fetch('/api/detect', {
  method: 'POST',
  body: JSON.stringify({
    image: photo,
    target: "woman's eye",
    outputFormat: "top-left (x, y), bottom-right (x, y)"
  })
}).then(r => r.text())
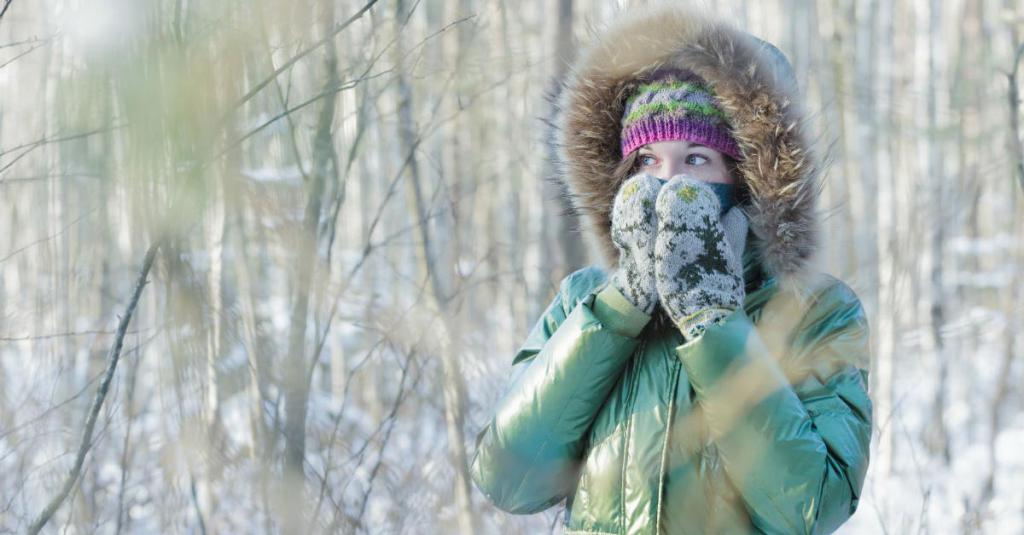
top-left (639, 154), bottom-right (657, 166)
top-left (686, 154), bottom-right (709, 165)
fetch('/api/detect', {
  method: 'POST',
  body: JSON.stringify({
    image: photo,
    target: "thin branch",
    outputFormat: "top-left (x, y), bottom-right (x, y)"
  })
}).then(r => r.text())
top-left (224, 0), bottom-right (380, 118)
top-left (217, 13), bottom-right (473, 164)
top-left (0, 207), bottom-right (98, 264)
top-left (27, 240), bottom-right (162, 535)
top-left (0, 326), bottom-right (156, 342)
top-left (0, 172), bottom-right (103, 184)
top-left (216, 69), bottom-right (393, 160)
top-left (0, 125), bottom-right (122, 177)
top-left (0, 328), bottom-right (162, 442)
top-left (0, 0), bottom-right (13, 23)
top-left (0, 35), bottom-right (57, 49)
top-left (0, 39), bottom-right (46, 70)
top-left (352, 358), bottom-right (413, 531)
top-left (1008, 41), bottom-right (1024, 193)
top-left (189, 474), bottom-right (209, 535)
top-left (114, 341), bottom-right (142, 535)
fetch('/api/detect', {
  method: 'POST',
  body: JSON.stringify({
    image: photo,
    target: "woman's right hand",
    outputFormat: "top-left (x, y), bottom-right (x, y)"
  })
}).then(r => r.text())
top-left (609, 173), bottom-right (663, 315)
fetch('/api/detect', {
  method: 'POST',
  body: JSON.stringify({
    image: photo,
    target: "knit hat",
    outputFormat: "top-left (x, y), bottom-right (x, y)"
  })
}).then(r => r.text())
top-left (619, 69), bottom-right (741, 160)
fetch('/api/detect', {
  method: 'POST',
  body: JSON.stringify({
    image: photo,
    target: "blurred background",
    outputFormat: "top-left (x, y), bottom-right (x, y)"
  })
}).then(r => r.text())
top-left (1, 0), bottom-right (1023, 533)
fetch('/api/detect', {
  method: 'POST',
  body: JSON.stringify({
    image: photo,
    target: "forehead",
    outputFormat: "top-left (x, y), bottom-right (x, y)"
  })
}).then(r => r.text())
top-left (641, 140), bottom-right (710, 153)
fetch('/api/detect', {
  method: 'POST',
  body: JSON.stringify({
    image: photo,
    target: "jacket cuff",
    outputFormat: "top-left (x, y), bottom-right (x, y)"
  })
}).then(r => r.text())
top-left (676, 307), bottom-right (735, 342)
top-left (674, 307), bottom-right (787, 398)
top-left (591, 283), bottom-right (652, 339)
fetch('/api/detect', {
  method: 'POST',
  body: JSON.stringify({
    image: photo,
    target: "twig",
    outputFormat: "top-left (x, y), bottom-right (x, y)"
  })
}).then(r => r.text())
top-left (0, 326), bottom-right (155, 342)
top-left (347, 346), bottom-right (420, 532)
top-left (0, 0), bottom-right (13, 23)
top-left (189, 474), bottom-right (208, 535)
top-left (0, 326), bottom-right (161, 442)
top-left (27, 240), bottom-right (162, 535)
top-left (224, 0), bottom-right (379, 118)
top-left (1008, 41), bottom-right (1024, 192)
top-left (0, 40), bottom-right (45, 70)
top-left (0, 207), bottom-right (98, 264)
top-left (217, 13), bottom-right (472, 164)
top-left (216, 70), bottom-right (393, 160)
top-left (0, 125), bottom-right (122, 177)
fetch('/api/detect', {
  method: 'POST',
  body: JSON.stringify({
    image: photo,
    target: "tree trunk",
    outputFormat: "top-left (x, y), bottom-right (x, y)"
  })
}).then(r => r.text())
top-left (281, 1), bottom-right (340, 530)
top-left (393, 1), bottom-right (476, 532)
top-left (872, 0), bottom-right (896, 477)
top-left (920, 0), bottom-right (951, 465)
top-left (540, 0), bottom-right (586, 301)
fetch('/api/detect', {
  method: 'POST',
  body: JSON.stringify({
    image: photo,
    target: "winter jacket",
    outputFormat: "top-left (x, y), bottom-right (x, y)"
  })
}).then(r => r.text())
top-left (470, 3), bottom-right (873, 534)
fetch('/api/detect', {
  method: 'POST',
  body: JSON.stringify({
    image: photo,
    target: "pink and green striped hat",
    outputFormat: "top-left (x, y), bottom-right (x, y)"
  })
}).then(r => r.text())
top-left (620, 69), bottom-right (741, 160)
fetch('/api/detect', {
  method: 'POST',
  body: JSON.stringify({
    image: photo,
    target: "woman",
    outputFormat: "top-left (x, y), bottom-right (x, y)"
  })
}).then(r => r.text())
top-left (469, 3), bottom-right (873, 534)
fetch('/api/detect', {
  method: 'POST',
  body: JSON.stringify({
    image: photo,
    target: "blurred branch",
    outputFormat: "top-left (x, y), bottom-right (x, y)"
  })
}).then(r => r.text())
top-left (0, 0), bottom-right (13, 24)
top-left (217, 69), bottom-right (393, 160)
top-left (982, 38), bottom-right (1024, 512)
top-left (255, 5), bottom-right (311, 184)
top-left (114, 342), bottom-right (142, 535)
top-left (0, 172), bottom-right (103, 184)
top-left (0, 326), bottom-right (156, 342)
top-left (0, 39), bottom-right (47, 70)
top-left (352, 347), bottom-right (418, 531)
top-left (0, 373), bottom-right (101, 442)
top-left (27, 240), bottom-right (162, 535)
top-left (0, 207), bottom-right (98, 264)
top-left (0, 36), bottom-right (47, 49)
top-left (0, 328), bottom-right (164, 441)
top-left (0, 125), bottom-right (122, 178)
top-left (218, 13), bottom-right (472, 164)
top-left (189, 474), bottom-right (209, 535)
top-left (1009, 41), bottom-right (1024, 192)
top-left (312, 264), bottom-right (450, 525)
top-left (279, 7), bottom-right (346, 528)
top-left (225, 0), bottom-right (380, 119)
top-left (322, 342), bottom-right (419, 532)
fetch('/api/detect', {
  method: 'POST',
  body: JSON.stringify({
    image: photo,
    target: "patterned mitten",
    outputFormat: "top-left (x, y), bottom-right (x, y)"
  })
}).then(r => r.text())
top-left (608, 173), bottom-right (663, 315)
top-left (720, 205), bottom-right (749, 267)
top-left (654, 175), bottom-right (745, 340)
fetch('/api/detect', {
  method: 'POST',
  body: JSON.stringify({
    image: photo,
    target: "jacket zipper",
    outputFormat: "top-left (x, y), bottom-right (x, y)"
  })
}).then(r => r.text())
top-left (653, 347), bottom-right (681, 534)
top-left (619, 336), bottom-right (645, 534)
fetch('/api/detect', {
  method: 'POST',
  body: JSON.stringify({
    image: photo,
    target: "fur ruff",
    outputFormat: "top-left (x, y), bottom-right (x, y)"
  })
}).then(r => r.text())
top-left (544, 1), bottom-right (822, 281)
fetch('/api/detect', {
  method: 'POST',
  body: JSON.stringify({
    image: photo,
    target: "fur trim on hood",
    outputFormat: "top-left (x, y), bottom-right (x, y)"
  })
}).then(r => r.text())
top-left (545, 1), bottom-right (822, 281)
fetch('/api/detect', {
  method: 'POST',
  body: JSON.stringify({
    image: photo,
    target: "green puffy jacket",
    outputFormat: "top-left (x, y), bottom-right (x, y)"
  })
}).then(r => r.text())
top-left (470, 2), bottom-right (873, 533)
top-left (470, 240), bottom-right (872, 534)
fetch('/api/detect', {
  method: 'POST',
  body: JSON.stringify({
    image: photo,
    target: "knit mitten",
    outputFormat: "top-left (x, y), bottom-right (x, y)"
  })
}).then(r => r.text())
top-left (654, 175), bottom-right (745, 340)
top-left (609, 173), bottom-right (663, 315)
top-left (720, 205), bottom-right (749, 268)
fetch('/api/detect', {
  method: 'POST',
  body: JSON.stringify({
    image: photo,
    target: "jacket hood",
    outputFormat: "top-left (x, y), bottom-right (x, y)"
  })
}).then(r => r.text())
top-left (546, 1), bottom-right (822, 281)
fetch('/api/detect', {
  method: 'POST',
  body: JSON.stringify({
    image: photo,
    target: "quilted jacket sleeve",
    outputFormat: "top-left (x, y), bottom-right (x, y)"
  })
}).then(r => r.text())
top-left (469, 266), bottom-right (653, 514)
top-left (677, 278), bottom-right (873, 535)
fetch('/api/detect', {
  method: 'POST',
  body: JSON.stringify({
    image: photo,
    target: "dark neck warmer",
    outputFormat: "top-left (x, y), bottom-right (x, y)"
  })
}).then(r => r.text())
top-left (705, 182), bottom-right (737, 215)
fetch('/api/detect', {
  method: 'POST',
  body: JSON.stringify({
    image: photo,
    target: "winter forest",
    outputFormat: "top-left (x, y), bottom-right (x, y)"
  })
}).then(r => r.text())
top-left (1, 0), bottom-right (1023, 533)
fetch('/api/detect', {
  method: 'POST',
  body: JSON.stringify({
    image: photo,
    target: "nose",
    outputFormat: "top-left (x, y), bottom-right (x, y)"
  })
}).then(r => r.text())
top-left (652, 157), bottom-right (684, 181)
top-left (665, 157), bottom-right (687, 178)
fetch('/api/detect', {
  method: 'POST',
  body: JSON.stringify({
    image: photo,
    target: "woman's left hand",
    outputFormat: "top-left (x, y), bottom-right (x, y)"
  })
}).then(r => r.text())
top-left (654, 175), bottom-right (745, 340)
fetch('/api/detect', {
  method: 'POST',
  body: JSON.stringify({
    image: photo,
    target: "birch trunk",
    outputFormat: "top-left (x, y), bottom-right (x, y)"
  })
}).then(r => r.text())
top-left (539, 0), bottom-right (586, 304)
top-left (394, 1), bottom-right (476, 532)
top-left (920, 0), bottom-right (951, 464)
top-left (873, 0), bottom-right (896, 477)
top-left (281, 1), bottom-right (340, 530)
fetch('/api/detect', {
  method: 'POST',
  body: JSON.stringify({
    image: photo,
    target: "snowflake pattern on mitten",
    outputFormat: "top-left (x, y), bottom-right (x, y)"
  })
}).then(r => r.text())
top-left (654, 175), bottom-right (745, 339)
top-left (609, 173), bottom-right (663, 315)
